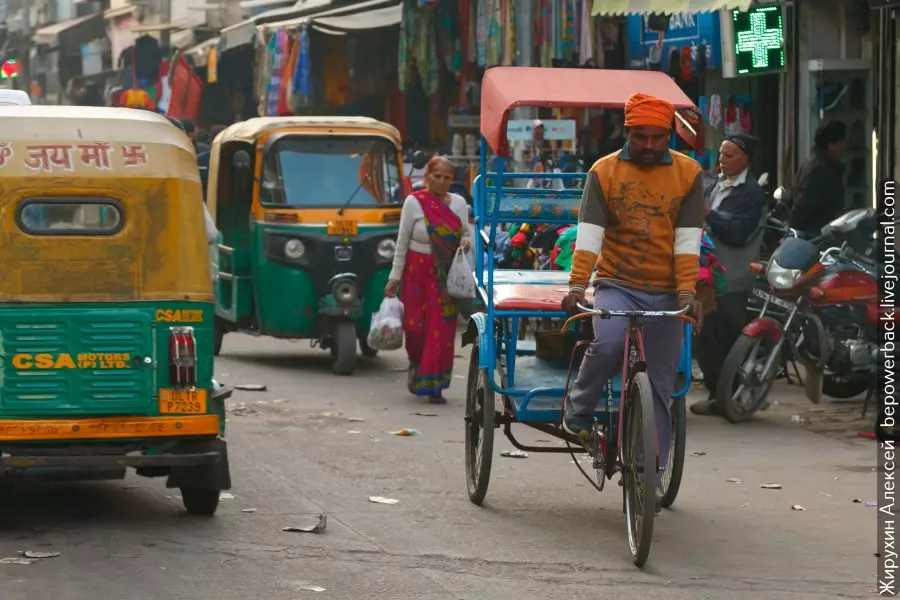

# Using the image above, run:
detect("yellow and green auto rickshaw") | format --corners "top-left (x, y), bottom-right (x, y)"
top-left (0, 106), bottom-right (231, 515)
top-left (207, 116), bottom-right (424, 375)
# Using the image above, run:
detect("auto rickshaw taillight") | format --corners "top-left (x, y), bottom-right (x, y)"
top-left (169, 327), bottom-right (197, 388)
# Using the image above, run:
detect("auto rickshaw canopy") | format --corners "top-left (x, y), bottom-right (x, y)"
top-left (212, 116), bottom-right (403, 145)
top-left (479, 66), bottom-right (704, 156)
top-left (0, 105), bottom-right (212, 303)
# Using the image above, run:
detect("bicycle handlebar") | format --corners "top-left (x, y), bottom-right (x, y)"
top-left (563, 302), bottom-right (698, 331)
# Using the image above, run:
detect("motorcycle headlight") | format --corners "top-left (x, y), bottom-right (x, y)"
top-left (766, 260), bottom-right (802, 290)
top-left (377, 238), bottom-right (396, 260)
top-left (334, 280), bottom-right (358, 304)
top-left (284, 239), bottom-right (306, 260)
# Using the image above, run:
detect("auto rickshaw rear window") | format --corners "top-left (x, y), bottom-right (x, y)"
top-left (17, 198), bottom-right (124, 235)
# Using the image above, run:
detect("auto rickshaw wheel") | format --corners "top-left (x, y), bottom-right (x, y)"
top-left (180, 488), bottom-right (220, 516)
top-left (213, 318), bottom-right (225, 357)
top-left (358, 334), bottom-right (378, 358)
top-left (331, 320), bottom-right (357, 376)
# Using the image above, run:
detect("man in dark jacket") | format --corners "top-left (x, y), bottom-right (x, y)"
top-left (790, 121), bottom-right (846, 234)
top-left (691, 134), bottom-right (767, 416)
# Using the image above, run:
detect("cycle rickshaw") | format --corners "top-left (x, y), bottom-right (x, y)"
top-left (461, 67), bottom-right (703, 567)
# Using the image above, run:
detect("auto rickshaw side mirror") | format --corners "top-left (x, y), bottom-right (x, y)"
top-left (411, 150), bottom-right (428, 171)
top-left (233, 150), bottom-right (251, 172)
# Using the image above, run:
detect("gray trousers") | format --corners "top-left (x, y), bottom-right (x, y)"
top-left (569, 283), bottom-right (684, 481)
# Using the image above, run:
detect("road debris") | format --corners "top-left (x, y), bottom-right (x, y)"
top-left (22, 551), bottom-right (59, 559)
top-left (501, 450), bottom-right (528, 459)
top-left (726, 477), bottom-right (743, 483)
top-left (348, 417), bottom-right (365, 422)
top-left (347, 430), bottom-right (361, 434)
top-left (760, 483), bottom-right (782, 490)
top-left (0, 558), bottom-right (37, 565)
top-left (241, 508), bottom-right (257, 513)
top-left (369, 496), bottom-right (399, 505)
top-left (817, 491), bottom-right (832, 497)
top-left (297, 584), bottom-right (327, 593)
top-left (413, 412), bottom-right (438, 417)
top-left (791, 504), bottom-right (806, 511)
top-left (390, 428), bottom-right (420, 436)
top-left (228, 403), bottom-right (259, 417)
top-left (220, 492), bottom-right (236, 500)
top-left (791, 414), bottom-right (809, 424)
top-left (865, 500), bottom-right (878, 507)
top-left (235, 384), bottom-right (267, 392)
top-left (283, 514), bottom-right (327, 534)
top-left (853, 498), bottom-right (862, 503)
top-left (690, 451), bottom-right (707, 456)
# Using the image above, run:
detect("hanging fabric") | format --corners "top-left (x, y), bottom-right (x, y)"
top-left (562, 0), bottom-right (576, 60)
top-left (255, 28), bottom-right (272, 116)
top-left (579, 0), bottom-right (593, 65)
top-left (501, 0), bottom-right (515, 66)
top-left (291, 25), bottom-right (313, 109)
top-left (207, 47), bottom-right (218, 83)
top-left (540, 0), bottom-right (552, 67)
top-left (398, 0), bottom-right (440, 96)
top-left (485, 0), bottom-right (501, 66)
top-left (475, 0), bottom-right (487, 67)
top-left (277, 31), bottom-right (297, 116)
top-left (467, 0), bottom-right (477, 65)
top-left (265, 30), bottom-right (287, 116)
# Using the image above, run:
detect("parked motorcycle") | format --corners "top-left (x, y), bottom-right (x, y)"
top-left (716, 207), bottom-right (879, 423)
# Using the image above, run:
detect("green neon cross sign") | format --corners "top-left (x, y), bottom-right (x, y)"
top-left (733, 6), bottom-right (785, 74)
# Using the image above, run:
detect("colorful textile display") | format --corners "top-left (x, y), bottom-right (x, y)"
top-left (398, 0), bottom-right (440, 95)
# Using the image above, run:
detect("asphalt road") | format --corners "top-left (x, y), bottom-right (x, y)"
top-left (0, 334), bottom-right (877, 599)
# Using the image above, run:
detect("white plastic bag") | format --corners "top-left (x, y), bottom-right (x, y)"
top-left (366, 297), bottom-right (405, 351)
top-left (447, 248), bottom-right (476, 299)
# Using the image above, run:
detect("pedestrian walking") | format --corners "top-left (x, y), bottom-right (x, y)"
top-left (384, 156), bottom-right (473, 403)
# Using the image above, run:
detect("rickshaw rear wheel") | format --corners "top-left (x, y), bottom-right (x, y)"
top-left (465, 344), bottom-right (494, 505)
top-left (658, 395), bottom-right (686, 508)
top-left (331, 320), bottom-right (357, 376)
top-left (213, 318), bottom-right (225, 357)
top-left (181, 488), bottom-right (220, 516)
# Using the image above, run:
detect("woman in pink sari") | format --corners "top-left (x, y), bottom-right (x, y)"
top-left (385, 157), bottom-right (473, 403)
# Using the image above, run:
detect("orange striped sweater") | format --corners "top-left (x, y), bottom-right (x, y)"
top-left (569, 146), bottom-right (705, 301)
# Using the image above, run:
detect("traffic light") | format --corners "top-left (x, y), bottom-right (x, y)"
top-left (1, 58), bottom-right (20, 79)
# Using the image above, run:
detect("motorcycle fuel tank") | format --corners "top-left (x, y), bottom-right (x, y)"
top-left (813, 269), bottom-right (878, 306)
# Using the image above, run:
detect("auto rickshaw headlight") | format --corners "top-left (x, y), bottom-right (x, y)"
top-left (334, 280), bottom-right (358, 304)
top-left (284, 239), bottom-right (306, 259)
top-left (377, 239), bottom-right (396, 260)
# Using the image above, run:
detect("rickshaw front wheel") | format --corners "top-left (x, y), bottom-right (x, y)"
top-left (331, 320), bottom-right (357, 376)
top-left (181, 488), bottom-right (220, 516)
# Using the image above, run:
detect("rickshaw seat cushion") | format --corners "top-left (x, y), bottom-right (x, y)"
top-left (493, 283), bottom-right (594, 312)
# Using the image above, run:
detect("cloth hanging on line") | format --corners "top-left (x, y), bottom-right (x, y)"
top-left (501, 0), bottom-right (515, 66)
top-left (579, 0), bottom-right (593, 64)
top-left (485, 0), bottom-right (502, 66)
top-left (475, 0), bottom-right (487, 67)
top-left (266, 29), bottom-right (287, 116)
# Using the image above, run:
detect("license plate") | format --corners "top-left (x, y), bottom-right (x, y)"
top-left (327, 220), bottom-right (358, 237)
top-left (752, 287), bottom-right (795, 311)
top-left (159, 388), bottom-right (208, 414)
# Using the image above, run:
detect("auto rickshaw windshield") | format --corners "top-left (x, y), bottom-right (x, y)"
top-left (260, 135), bottom-right (401, 207)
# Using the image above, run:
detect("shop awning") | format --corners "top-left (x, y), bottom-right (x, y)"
top-left (240, 0), bottom-right (294, 8)
top-left (104, 5), bottom-right (137, 20)
top-left (591, 0), bottom-right (752, 15)
top-left (33, 13), bottom-right (105, 47)
top-left (263, 0), bottom-right (400, 30)
top-left (311, 3), bottom-right (401, 33)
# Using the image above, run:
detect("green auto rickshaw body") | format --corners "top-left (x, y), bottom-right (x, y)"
top-left (207, 117), bottom-right (408, 375)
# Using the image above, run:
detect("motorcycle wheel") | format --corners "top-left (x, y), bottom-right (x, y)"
top-left (822, 375), bottom-right (870, 399)
top-left (717, 334), bottom-right (780, 424)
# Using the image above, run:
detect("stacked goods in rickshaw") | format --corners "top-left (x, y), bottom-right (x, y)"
top-left (206, 117), bottom-right (418, 375)
top-left (0, 106), bottom-right (232, 515)
top-left (462, 67), bottom-right (704, 568)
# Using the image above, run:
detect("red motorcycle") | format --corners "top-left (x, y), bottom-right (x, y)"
top-left (716, 208), bottom-right (880, 423)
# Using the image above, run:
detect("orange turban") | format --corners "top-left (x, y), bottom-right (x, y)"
top-left (624, 93), bottom-right (675, 130)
